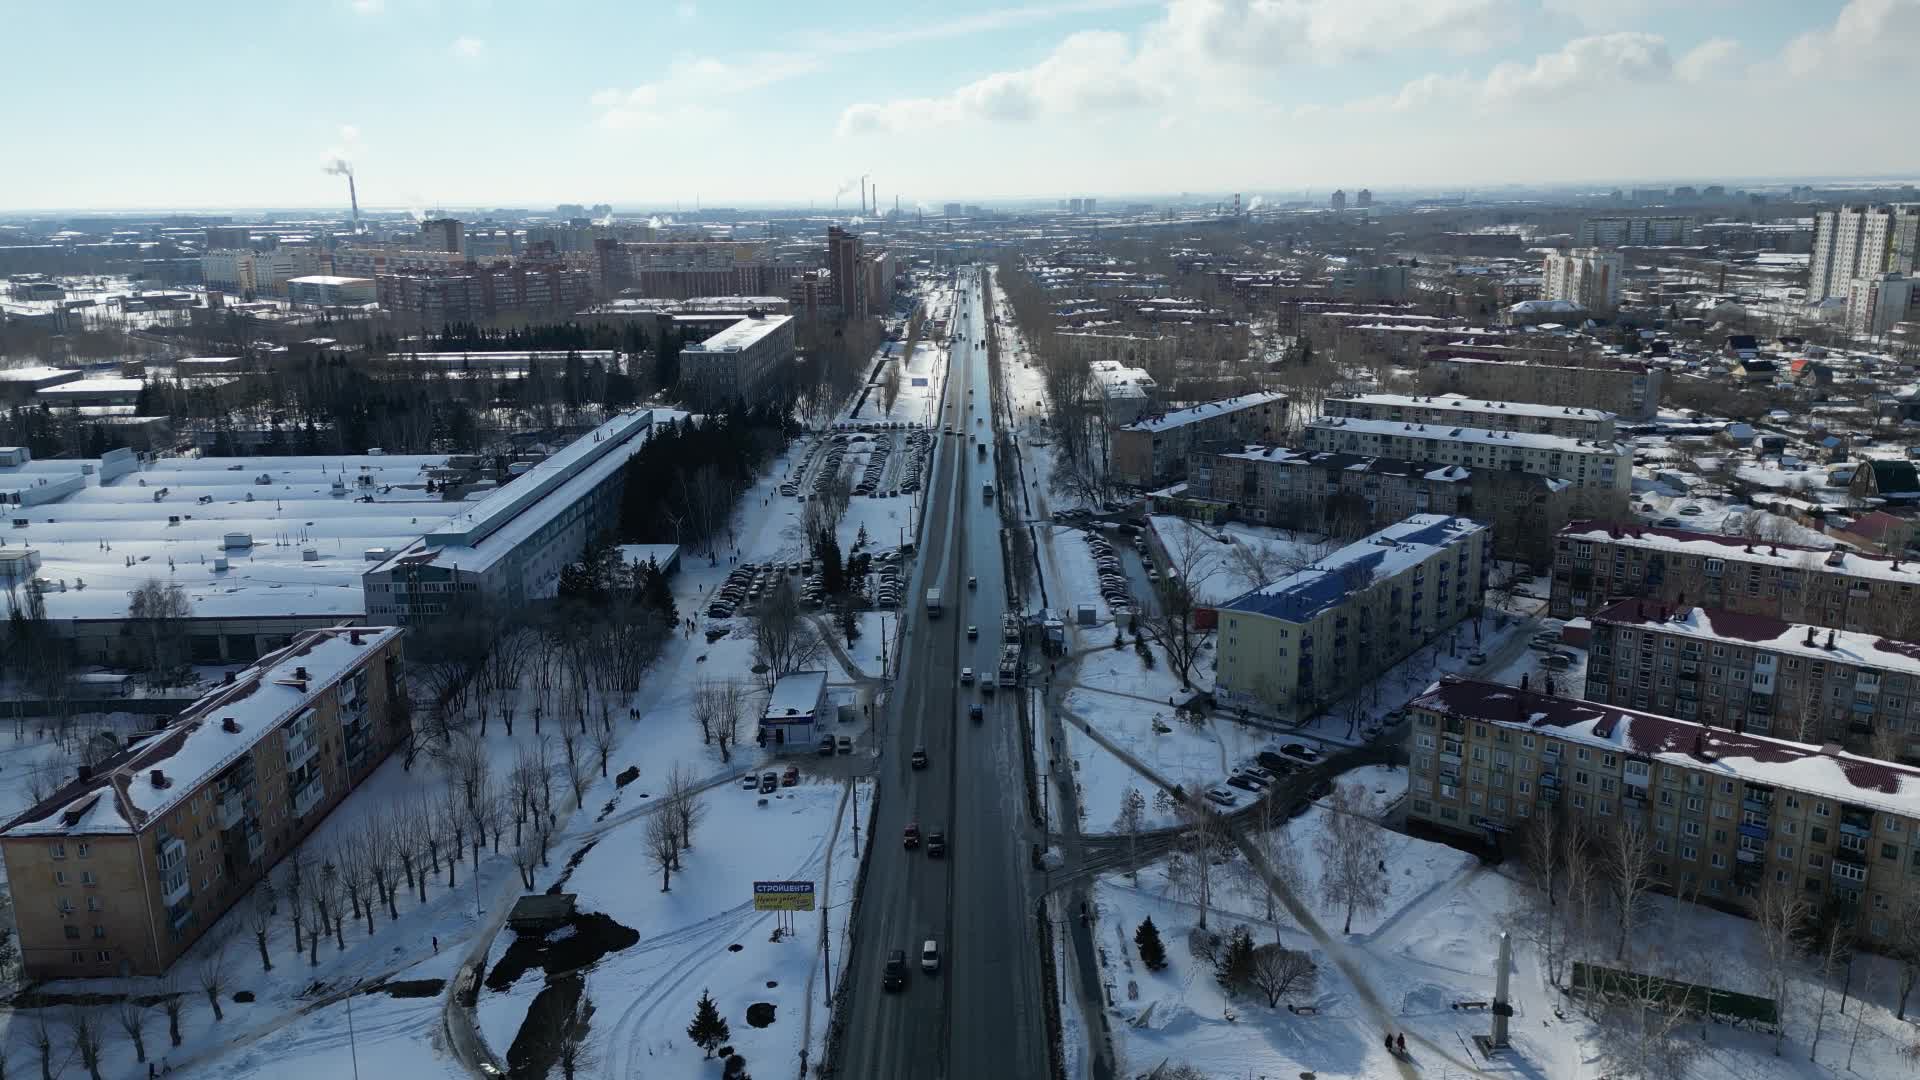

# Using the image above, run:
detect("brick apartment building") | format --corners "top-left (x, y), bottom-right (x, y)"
top-left (0, 627), bottom-right (406, 977)
top-left (1322, 393), bottom-right (1616, 443)
top-left (1425, 355), bottom-right (1664, 421)
top-left (1304, 416), bottom-right (1630, 497)
top-left (1585, 599), bottom-right (1920, 759)
top-left (1107, 391), bottom-right (1285, 488)
top-left (1550, 522), bottom-right (1920, 638)
top-left (1177, 444), bottom-right (1570, 568)
top-left (1405, 677), bottom-right (1920, 942)
top-left (1214, 515), bottom-right (1490, 717)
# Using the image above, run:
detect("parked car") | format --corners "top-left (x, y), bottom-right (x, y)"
top-left (1528, 633), bottom-right (1561, 650)
top-left (837, 735), bottom-right (853, 754)
top-left (1226, 776), bottom-right (1262, 793)
top-left (781, 765), bottom-right (799, 786)
top-left (818, 736), bottom-right (836, 756)
top-left (1467, 651), bottom-right (1488, 666)
top-left (759, 772), bottom-right (778, 794)
top-left (1204, 786), bottom-right (1239, 808)
top-left (741, 772), bottom-right (761, 790)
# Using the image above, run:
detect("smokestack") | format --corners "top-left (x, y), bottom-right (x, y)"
top-left (348, 174), bottom-right (360, 232)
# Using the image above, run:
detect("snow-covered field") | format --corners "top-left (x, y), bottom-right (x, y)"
top-left (1092, 762), bottom-right (1920, 1080)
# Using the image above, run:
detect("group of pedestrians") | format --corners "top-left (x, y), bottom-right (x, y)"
top-left (1383, 1032), bottom-right (1407, 1056)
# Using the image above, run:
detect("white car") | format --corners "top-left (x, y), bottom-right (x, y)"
top-left (960, 667), bottom-right (974, 684)
top-left (1204, 787), bottom-right (1239, 808)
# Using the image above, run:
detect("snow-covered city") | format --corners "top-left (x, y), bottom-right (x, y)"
top-left (6, 3), bottom-right (1920, 1078)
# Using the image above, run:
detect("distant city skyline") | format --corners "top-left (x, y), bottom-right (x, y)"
top-left (1, 0), bottom-right (1914, 211)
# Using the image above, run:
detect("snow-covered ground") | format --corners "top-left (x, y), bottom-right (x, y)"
top-left (1092, 761), bottom-right (1920, 1080)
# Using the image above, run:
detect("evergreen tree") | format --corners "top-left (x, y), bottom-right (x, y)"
top-left (638, 558), bottom-right (677, 624)
top-left (819, 536), bottom-right (845, 597)
top-left (1135, 917), bottom-right (1167, 971)
top-left (1214, 925), bottom-right (1256, 995)
top-left (687, 989), bottom-right (730, 1058)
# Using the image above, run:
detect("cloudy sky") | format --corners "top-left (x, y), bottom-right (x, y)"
top-left (1, 0), bottom-right (1913, 211)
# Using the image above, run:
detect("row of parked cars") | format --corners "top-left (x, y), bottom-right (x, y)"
top-left (1202, 742), bottom-right (1329, 809)
top-left (874, 559), bottom-right (904, 608)
top-left (742, 764), bottom-right (801, 793)
top-left (708, 561), bottom-right (771, 619)
top-left (1084, 528), bottom-right (1134, 617)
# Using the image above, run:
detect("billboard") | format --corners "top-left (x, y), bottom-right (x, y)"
top-left (753, 880), bottom-right (816, 912)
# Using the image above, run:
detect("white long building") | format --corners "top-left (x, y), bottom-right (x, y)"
top-left (363, 409), bottom-right (659, 621)
top-left (1304, 415), bottom-right (1630, 495)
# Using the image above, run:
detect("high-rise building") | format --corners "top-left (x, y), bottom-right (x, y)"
top-left (1084, 197), bottom-right (1096, 213)
top-left (1069, 198), bottom-right (1085, 214)
top-left (1355, 189), bottom-right (1373, 209)
top-left (1848, 272), bottom-right (1915, 338)
top-left (1577, 216), bottom-right (1695, 247)
top-left (826, 226), bottom-right (864, 315)
top-left (944, 203), bottom-right (963, 218)
top-left (203, 225), bottom-right (251, 250)
top-left (420, 218), bottom-right (465, 254)
top-left (1541, 247), bottom-right (1623, 311)
top-left (1330, 189), bottom-right (1347, 211)
top-left (1809, 204), bottom-right (1920, 301)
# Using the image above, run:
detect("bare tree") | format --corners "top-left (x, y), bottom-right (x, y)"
top-left (514, 835), bottom-right (541, 889)
top-left (1113, 786), bottom-right (1147, 882)
top-left (1606, 823), bottom-right (1657, 961)
top-left (246, 881), bottom-right (275, 972)
top-left (751, 584), bottom-right (825, 686)
top-left (667, 762), bottom-right (705, 853)
top-left (113, 992), bottom-right (148, 1065)
top-left (280, 849), bottom-right (309, 949)
top-left (590, 721), bottom-right (617, 778)
top-left (1809, 910), bottom-right (1853, 1062)
top-left (557, 991), bottom-right (598, 1080)
top-left (565, 744), bottom-right (593, 803)
top-left (1893, 896), bottom-right (1920, 1020)
top-left (1173, 807), bottom-right (1225, 929)
top-left (1754, 875), bottom-right (1809, 1056)
top-left (66, 1008), bottom-right (104, 1080)
top-left (365, 817), bottom-right (400, 923)
top-left (159, 971), bottom-right (186, 1048)
top-left (1313, 782), bottom-right (1389, 934)
top-left (31, 1015), bottom-right (54, 1080)
top-left (196, 936), bottom-right (231, 1021)
top-left (646, 810), bottom-right (679, 891)
top-left (1246, 791), bottom-right (1307, 938)
top-left (1246, 945), bottom-right (1315, 1008)
top-left (1592, 950), bottom-right (1704, 1080)
top-left (714, 680), bottom-right (746, 762)
top-left (126, 578), bottom-right (191, 685)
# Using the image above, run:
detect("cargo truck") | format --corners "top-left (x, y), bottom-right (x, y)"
top-left (926, 588), bottom-right (942, 617)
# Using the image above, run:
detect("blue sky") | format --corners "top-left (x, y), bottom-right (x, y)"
top-left (0, 0), bottom-right (1913, 211)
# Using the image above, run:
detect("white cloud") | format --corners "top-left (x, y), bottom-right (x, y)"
top-left (676, 1), bottom-right (697, 20)
top-left (839, 30), bottom-right (1164, 135)
top-left (349, 0), bottom-right (383, 13)
top-left (1784, 0), bottom-right (1920, 77)
top-left (1479, 31), bottom-right (1671, 102)
top-left (836, 0), bottom-right (1521, 136)
top-left (451, 36), bottom-right (487, 60)
top-left (1676, 36), bottom-right (1739, 82)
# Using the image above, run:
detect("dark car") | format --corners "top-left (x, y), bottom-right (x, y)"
top-left (927, 830), bottom-right (947, 858)
top-left (969, 703), bottom-right (984, 723)
top-left (883, 950), bottom-right (907, 991)
top-left (759, 772), bottom-right (778, 794)
top-left (911, 747), bottom-right (929, 770)
top-left (781, 765), bottom-right (799, 786)
top-left (817, 736), bottom-right (836, 756)
top-left (1226, 776), bottom-right (1261, 793)
top-left (1255, 751), bottom-right (1292, 773)
top-left (1309, 778), bottom-right (1333, 800)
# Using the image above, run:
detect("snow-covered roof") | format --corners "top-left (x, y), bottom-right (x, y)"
top-left (1120, 391), bottom-right (1286, 433)
top-left (2, 627), bottom-right (403, 838)
top-left (1308, 415), bottom-right (1627, 454)
top-left (1590, 599), bottom-right (1920, 679)
top-left (1222, 515), bottom-right (1484, 623)
top-left (0, 365), bottom-right (80, 383)
top-left (1328, 392), bottom-right (1616, 423)
top-left (1554, 521), bottom-right (1920, 585)
top-left (764, 670), bottom-right (827, 721)
top-left (37, 378), bottom-right (144, 395)
top-left (1413, 678), bottom-right (1920, 821)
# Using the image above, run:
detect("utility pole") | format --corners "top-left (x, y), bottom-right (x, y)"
top-left (344, 978), bottom-right (363, 1080)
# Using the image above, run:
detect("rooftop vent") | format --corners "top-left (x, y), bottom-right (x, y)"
top-left (149, 769), bottom-right (169, 790)
top-left (221, 717), bottom-right (240, 734)
top-left (294, 666), bottom-right (309, 681)
top-left (1820, 742), bottom-right (1843, 757)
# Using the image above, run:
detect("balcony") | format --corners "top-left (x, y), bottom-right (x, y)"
top-left (1742, 795), bottom-right (1772, 814)
top-left (286, 732), bottom-right (318, 771)
top-left (246, 832), bottom-right (266, 864)
top-left (1439, 751), bottom-right (1463, 768)
top-left (163, 873), bottom-right (190, 907)
top-left (216, 793), bottom-right (245, 830)
top-left (1737, 821), bottom-right (1770, 840)
top-left (292, 780), bottom-right (325, 819)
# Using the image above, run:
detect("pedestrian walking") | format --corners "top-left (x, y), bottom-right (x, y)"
top-left (1396, 1034), bottom-right (1406, 1054)
top-left (432, 936), bottom-right (439, 954)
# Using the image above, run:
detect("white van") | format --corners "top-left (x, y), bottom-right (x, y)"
top-left (921, 939), bottom-right (940, 974)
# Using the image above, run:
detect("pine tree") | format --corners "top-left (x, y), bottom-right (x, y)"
top-left (687, 989), bottom-right (730, 1058)
top-left (1135, 917), bottom-right (1167, 971)
top-left (1215, 925), bottom-right (1256, 995)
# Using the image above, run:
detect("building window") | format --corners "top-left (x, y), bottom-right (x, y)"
top-left (86, 897), bottom-right (100, 912)
top-left (53, 870), bottom-right (67, 886)
top-left (96, 950), bottom-right (111, 963)
top-left (50, 843), bottom-right (65, 860)
top-left (76, 842), bottom-right (90, 859)
top-left (64, 925), bottom-right (79, 940)
top-left (91, 926), bottom-right (106, 940)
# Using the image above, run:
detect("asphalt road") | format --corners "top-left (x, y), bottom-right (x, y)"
top-left (834, 269), bottom-right (1050, 1079)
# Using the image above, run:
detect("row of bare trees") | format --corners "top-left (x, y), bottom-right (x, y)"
top-left (645, 764), bottom-right (709, 892)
